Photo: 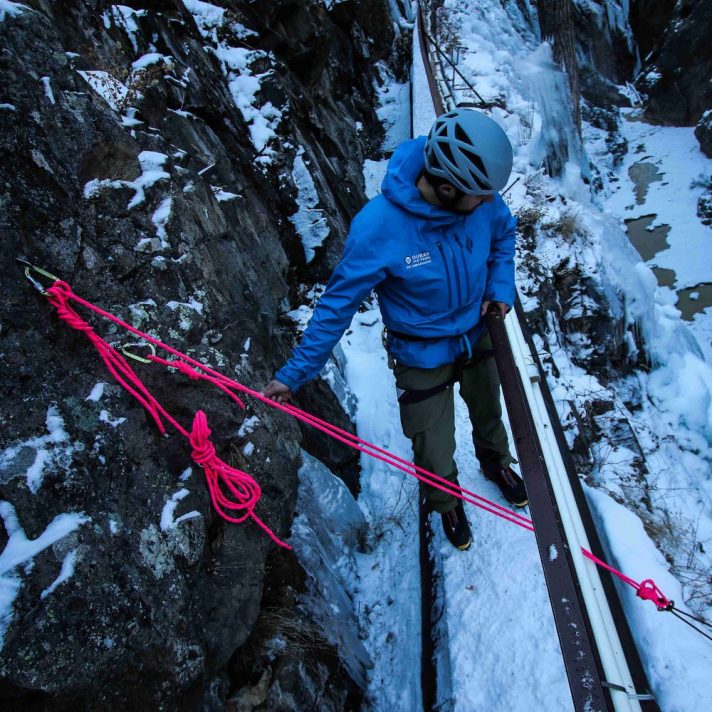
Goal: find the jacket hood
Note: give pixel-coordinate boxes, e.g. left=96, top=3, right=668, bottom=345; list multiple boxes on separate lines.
left=381, top=136, right=462, bottom=225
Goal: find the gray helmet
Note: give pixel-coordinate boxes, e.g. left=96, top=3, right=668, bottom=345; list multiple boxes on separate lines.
left=424, top=109, right=513, bottom=195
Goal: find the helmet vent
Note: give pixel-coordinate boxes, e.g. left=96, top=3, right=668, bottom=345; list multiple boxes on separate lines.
left=439, top=142, right=455, bottom=167
left=470, top=172, right=490, bottom=191
left=460, top=147, right=489, bottom=180
left=428, top=153, right=442, bottom=172
left=454, top=124, right=469, bottom=144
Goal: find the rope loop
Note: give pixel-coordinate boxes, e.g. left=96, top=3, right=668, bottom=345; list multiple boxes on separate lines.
left=46, top=281, right=94, bottom=334
left=637, top=579, right=672, bottom=610
left=189, top=412, right=218, bottom=465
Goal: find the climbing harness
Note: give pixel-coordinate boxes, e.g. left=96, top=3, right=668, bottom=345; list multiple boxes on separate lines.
left=395, top=351, right=493, bottom=405
left=18, top=259, right=712, bottom=642
left=386, top=326, right=494, bottom=405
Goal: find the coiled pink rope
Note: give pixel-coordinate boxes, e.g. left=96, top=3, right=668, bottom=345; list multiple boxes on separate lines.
left=39, top=279, right=674, bottom=610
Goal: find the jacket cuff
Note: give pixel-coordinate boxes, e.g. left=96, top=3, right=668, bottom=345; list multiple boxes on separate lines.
left=274, top=369, right=301, bottom=394
left=484, top=287, right=514, bottom=308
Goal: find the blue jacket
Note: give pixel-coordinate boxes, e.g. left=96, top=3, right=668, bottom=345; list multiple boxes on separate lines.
left=276, top=136, right=516, bottom=393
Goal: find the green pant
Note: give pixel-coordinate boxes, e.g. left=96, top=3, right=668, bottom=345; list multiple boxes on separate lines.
left=393, top=333, right=514, bottom=513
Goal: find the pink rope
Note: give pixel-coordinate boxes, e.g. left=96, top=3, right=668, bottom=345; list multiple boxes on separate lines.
left=45, top=281, right=289, bottom=549
left=189, top=412, right=286, bottom=547
left=40, top=278, right=674, bottom=609
left=582, top=550, right=672, bottom=610
left=47, top=282, right=533, bottom=529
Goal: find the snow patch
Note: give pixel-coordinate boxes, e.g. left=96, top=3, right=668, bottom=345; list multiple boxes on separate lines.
left=0, top=404, right=72, bottom=493
left=160, top=488, right=200, bottom=531
left=0, top=1, right=28, bottom=22
left=211, top=186, right=240, bottom=202
left=77, top=70, right=129, bottom=111
left=40, top=77, right=55, bottom=105
left=237, top=416, right=260, bottom=437
left=181, top=1, right=280, bottom=157
left=99, top=410, right=126, bottom=428
left=86, top=382, right=106, bottom=402
left=151, top=196, right=173, bottom=246
left=84, top=151, right=169, bottom=209
left=166, top=294, right=204, bottom=330
left=182, top=0, right=256, bottom=43
left=0, top=502, right=89, bottom=648
left=132, top=53, right=173, bottom=71
left=289, top=147, right=330, bottom=262
left=585, top=487, right=712, bottom=712
left=214, top=46, right=283, bottom=156
left=104, top=5, right=147, bottom=54
left=40, top=549, right=79, bottom=599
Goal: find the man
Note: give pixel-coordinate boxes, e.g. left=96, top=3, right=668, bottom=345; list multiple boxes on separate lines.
left=264, top=109, right=527, bottom=551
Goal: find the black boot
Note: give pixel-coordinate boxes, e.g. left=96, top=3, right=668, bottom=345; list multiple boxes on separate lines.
left=484, top=465, right=528, bottom=508
left=476, top=447, right=528, bottom=508
left=441, top=499, right=473, bottom=551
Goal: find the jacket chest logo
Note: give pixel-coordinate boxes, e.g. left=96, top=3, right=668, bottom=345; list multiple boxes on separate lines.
left=405, top=251, right=432, bottom=269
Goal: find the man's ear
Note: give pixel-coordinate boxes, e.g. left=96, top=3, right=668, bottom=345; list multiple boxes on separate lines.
left=437, top=183, right=456, bottom=198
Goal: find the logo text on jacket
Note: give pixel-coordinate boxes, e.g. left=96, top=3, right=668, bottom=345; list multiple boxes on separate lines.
left=405, top=251, right=432, bottom=269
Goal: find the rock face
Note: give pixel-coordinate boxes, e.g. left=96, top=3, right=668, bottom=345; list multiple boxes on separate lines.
left=573, top=0, right=637, bottom=107
left=632, top=0, right=712, bottom=125
left=0, top=0, right=396, bottom=708
left=629, top=0, right=676, bottom=60
left=695, top=110, right=712, bottom=158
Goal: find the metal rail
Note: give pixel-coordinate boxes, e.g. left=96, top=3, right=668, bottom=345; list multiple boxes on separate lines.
left=511, top=299, right=658, bottom=710
left=487, top=309, right=611, bottom=711
left=419, top=497, right=437, bottom=711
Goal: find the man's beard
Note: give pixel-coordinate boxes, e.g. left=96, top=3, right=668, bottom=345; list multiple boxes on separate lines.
left=448, top=202, right=477, bottom=215
left=438, top=191, right=477, bottom=215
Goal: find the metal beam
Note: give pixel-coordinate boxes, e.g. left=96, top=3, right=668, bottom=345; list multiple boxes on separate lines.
left=487, top=310, right=611, bottom=712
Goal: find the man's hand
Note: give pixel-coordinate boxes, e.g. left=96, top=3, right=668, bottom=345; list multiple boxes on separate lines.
left=262, top=379, right=293, bottom=403
left=481, top=300, right=509, bottom=319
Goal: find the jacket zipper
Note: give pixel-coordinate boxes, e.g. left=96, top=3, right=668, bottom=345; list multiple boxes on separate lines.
left=444, top=238, right=464, bottom=306
left=453, top=234, right=471, bottom=302
left=437, top=242, right=453, bottom=310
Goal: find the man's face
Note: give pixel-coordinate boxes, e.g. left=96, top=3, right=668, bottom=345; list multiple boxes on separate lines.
left=435, top=183, right=494, bottom=214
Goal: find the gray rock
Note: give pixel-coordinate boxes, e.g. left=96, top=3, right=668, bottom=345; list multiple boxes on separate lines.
left=695, top=109, right=712, bottom=158
left=0, top=0, right=398, bottom=707
left=633, top=0, right=712, bottom=125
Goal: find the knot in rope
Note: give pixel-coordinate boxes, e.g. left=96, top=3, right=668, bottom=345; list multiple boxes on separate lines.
left=190, top=414, right=217, bottom=465
left=46, top=282, right=95, bottom=334
left=637, top=579, right=672, bottom=610
left=175, top=360, right=201, bottom=380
